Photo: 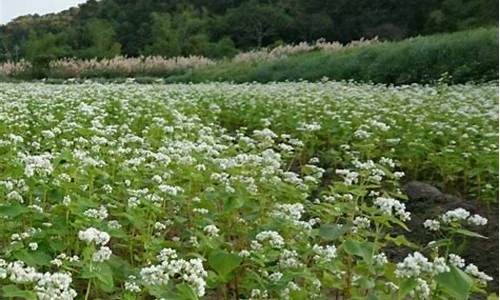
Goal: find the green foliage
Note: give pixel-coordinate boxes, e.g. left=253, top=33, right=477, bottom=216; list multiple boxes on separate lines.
left=144, top=12, right=182, bottom=57
left=436, top=266, right=474, bottom=300
left=221, top=0, right=293, bottom=48
left=169, top=27, right=499, bottom=84
left=80, top=18, right=122, bottom=58
left=0, top=81, right=496, bottom=299
left=0, top=0, right=497, bottom=62
left=208, top=251, right=242, bottom=282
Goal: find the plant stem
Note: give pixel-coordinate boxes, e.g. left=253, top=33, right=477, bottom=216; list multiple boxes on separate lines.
left=84, top=279, right=92, bottom=300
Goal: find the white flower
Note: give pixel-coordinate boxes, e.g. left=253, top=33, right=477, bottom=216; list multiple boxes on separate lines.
left=193, top=208, right=208, bottom=214
left=353, top=216, right=371, bottom=231
left=203, top=225, right=220, bottom=237
left=335, top=169, right=359, bottom=185
left=21, top=153, right=53, bottom=177
left=467, top=214, right=488, bottom=226
left=78, top=228, right=110, bottom=246
left=128, top=197, right=140, bottom=208
left=465, top=263, right=493, bottom=285
left=140, top=249, right=207, bottom=297
left=423, top=219, right=440, bottom=231
left=154, top=222, right=167, bottom=232
left=273, top=203, right=304, bottom=221
left=268, top=272, right=283, bottom=282
left=312, top=244, right=337, bottom=262
left=92, top=246, right=112, bottom=262
left=152, top=175, right=163, bottom=183
left=36, top=272, right=77, bottom=300
left=448, top=254, right=465, bottom=268
left=108, top=220, right=122, bottom=229
left=432, top=257, right=450, bottom=274
left=83, top=206, right=108, bottom=220
left=395, top=252, right=433, bottom=278
left=279, top=249, right=303, bottom=268
left=374, top=197, right=411, bottom=221
left=413, top=278, right=430, bottom=299
left=140, top=264, right=169, bottom=286
left=441, top=208, right=470, bottom=223
left=7, top=191, right=23, bottom=203
left=238, top=250, right=250, bottom=257
left=374, top=253, right=388, bottom=266
left=256, top=231, right=284, bottom=248
left=125, top=276, right=141, bottom=292
left=29, top=242, right=38, bottom=251
left=63, top=195, right=71, bottom=206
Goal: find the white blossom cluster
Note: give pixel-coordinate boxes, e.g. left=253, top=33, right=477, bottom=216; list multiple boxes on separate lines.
left=312, top=244, right=337, bottom=262
left=78, top=227, right=110, bottom=245
left=272, top=203, right=318, bottom=230
left=373, top=196, right=411, bottom=221
left=395, top=252, right=449, bottom=278
left=19, top=153, right=54, bottom=177
left=78, top=227, right=112, bottom=262
left=255, top=231, right=285, bottom=248
left=140, top=248, right=207, bottom=297
left=0, top=260, right=77, bottom=299
left=423, top=208, right=488, bottom=232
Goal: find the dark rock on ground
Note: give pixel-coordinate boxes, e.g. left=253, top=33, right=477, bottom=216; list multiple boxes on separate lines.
left=403, top=181, right=444, bottom=202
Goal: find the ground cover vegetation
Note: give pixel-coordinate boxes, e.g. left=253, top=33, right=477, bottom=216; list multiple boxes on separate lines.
left=0, top=81, right=497, bottom=299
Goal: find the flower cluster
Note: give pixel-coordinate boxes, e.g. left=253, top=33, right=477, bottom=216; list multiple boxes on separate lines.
left=1, top=260, right=76, bottom=299
left=0, top=81, right=496, bottom=299
left=140, top=248, right=207, bottom=297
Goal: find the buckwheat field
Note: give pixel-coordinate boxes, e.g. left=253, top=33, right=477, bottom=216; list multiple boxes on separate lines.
left=0, top=81, right=497, bottom=300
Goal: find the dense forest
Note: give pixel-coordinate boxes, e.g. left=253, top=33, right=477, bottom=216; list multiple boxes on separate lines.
left=0, top=0, right=498, bottom=62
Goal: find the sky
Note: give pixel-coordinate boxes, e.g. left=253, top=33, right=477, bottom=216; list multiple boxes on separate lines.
left=0, top=0, right=87, bottom=24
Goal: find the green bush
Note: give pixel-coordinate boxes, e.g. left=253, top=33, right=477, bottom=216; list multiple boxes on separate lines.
left=169, top=27, right=499, bottom=84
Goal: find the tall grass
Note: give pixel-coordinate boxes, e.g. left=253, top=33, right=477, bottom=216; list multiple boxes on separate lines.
left=168, top=27, right=498, bottom=84
left=0, top=27, right=497, bottom=84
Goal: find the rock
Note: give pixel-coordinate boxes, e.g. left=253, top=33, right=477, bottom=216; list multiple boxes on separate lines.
left=402, top=181, right=443, bottom=201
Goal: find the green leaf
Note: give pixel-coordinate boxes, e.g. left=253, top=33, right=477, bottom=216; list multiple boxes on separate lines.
left=385, top=234, right=419, bottom=249
left=319, top=224, right=349, bottom=241
left=487, top=293, right=499, bottom=300
left=1, top=285, right=37, bottom=300
left=95, top=263, right=115, bottom=292
left=343, top=239, right=374, bottom=264
left=436, top=266, right=473, bottom=300
left=13, top=250, right=52, bottom=267
left=122, top=293, right=137, bottom=300
left=223, top=196, right=244, bottom=212
left=397, top=278, right=417, bottom=300
left=176, top=283, right=199, bottom=300
left=0, top=204, right=30, bottom=217
left=208, top=250, right=242, bottom=282
left=454, top=228, right=488, bottom=239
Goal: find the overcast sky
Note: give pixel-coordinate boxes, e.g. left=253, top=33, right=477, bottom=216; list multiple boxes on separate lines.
left=0, top=0, right=87, bottom=24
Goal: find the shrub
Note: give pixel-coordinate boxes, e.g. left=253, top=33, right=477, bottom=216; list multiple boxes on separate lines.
left=170, top=27, right=498, bottom=84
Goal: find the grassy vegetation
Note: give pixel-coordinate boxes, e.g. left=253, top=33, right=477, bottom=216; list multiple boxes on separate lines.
left=167, top=28, right=498, bottom=84
left=0, top=82, right=497, bottom=299
left=1, top=28, right=497, bottom=84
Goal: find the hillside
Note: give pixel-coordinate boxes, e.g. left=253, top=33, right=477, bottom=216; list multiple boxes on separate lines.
left=0, top=0, right=498, bottom=62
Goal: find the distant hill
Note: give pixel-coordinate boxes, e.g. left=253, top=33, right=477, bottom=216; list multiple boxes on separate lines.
left=0, top=0, right=497, bottom=61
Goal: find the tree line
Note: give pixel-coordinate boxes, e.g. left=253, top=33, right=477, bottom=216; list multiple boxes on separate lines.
left=0, top=0, right=497, bottom=62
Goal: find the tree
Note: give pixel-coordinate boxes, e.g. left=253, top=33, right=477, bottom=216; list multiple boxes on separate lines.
left=22, top=31, right=71, bottom=61
left=144, top=12, right=182, bottom=57
left=80, top=19, right=121, bottom=58
left=222, top=0, right=292, bottom=48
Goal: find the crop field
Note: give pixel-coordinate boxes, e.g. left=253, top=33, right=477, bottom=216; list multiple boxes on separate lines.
left=0, top=81, right=498, bottom=299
